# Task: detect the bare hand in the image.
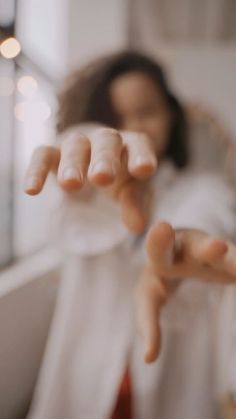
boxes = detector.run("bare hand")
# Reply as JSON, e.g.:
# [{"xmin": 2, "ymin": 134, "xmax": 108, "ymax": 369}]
[
  {"xmin": 136, "ymin": 222, "xmax": 236, "ymax": 363},
  {"xmin": 24, "ymin": 127, "xmax": 157, "ymax": 233}
]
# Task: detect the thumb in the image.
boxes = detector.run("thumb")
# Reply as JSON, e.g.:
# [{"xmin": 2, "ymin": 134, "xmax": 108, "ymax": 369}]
[
  {"xmin": 135, "ymin": 268, "xmax": 168, "ymax": 363},
  {"xmin": 119, "ymin": 181, "xmax": 150, "ymax": 234}
]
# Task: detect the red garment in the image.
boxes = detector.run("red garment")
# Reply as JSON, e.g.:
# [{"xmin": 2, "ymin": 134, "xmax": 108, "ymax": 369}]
[{"xmin": 110, "ymin": 369, "xmax": 133, "ymax": 419}]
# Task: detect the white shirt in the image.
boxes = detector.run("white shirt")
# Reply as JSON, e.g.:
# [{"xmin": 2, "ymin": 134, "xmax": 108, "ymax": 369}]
[{"xmin": 27, "ymin": 161, "xmax": 236, "ymax": 419}]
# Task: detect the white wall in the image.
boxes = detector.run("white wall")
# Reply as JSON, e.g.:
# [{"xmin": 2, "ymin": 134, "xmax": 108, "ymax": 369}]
[
  {"xmin": 68, "ymin": 0, "xmax": 129, "ymax": 70},
  {"xmin": 150, "ymin": 44, "xmax": 236, "ymax": 139},
  {"xmin": 16, "ymin": 0, "xmax": 129, "ymax": 79},
  {"xmin": 0, "ymin": 0, "xmax": 14, "ymax": 25},
  {"xmin": 16, "ymin": 0, "xmax": 70, "ymax": 79},
  {"xmin": 129, "ymin": 1, "xmax": 236, "ymax": 139}
]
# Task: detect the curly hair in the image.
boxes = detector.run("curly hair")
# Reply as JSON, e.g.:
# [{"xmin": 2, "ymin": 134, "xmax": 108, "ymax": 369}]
[{"xmin": 57, "ymin": 50, "xmax": 189, "ymax": 168}]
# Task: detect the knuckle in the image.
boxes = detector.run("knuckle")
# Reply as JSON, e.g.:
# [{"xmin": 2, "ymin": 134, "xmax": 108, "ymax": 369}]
[
  {"xmin": 33, "ymin": 145, "xmax": 54, "ymax": 158},
  {"xmin": 62, "ymin": 133, "xmax": 90, "ymax": 150},
  {"xmin": 136, "ymin": 132, "xmax": 153, "ymax": 147},
  {"xmin": 92, "ymin": 127, "xmax": 122, "ymax": 146},
  {"xmin": 62, "ymin": 146, "xmax": 90, "ymax": 162},
  {"xmin": 136, "ymin": 131, "xmax": 149, "ymax": 140},
  {"xmin": 60, "ymin": 156, "xmax": 82, "ymax": 167},
  {"xmin": 95, "ymin": 127, "xmax": 119, "ymax": 137},
  {"xmin": 92, "ymin": 148, "xmax": 115, "ymax": 159}
]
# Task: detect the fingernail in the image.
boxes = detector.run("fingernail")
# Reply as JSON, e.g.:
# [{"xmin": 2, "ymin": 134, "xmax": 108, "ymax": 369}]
[
  {"xmin": 91, "ymin": 161, "xmax": 112, "ymax": 175},
  {"xmin": 62, "ymin": 168, "xmax": 81, "ymax": 181},
  {"xmin": 25, "ymin": 176, "xmax": 41, "ymax": 191},
  {"xmin": 134, "ymin": 155, "xmax": 157, "ymax": 168}
]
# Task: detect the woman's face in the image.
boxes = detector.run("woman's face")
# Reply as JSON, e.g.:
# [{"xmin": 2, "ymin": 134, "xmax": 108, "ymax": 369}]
[{"xmin": 109, "ymin": 71, "xmax": 172, "ymax": 157}]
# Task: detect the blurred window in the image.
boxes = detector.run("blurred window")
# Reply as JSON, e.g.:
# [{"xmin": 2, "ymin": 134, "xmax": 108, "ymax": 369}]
[{"xmin": 0, "ymin": 0, "xmax": 57, "ymax": 269}]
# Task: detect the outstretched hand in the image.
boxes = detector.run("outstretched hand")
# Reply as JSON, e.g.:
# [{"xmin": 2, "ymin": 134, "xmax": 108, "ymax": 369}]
[
  {"xmin": 24, "ymin": 127, "xmax": 157, "ymax": 233},
  {"xmin": 136, "ymin": 222, "xmax": 236, "ymax": 363}
]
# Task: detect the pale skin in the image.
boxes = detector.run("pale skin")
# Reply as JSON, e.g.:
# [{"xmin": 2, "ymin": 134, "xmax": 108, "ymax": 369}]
[{"xmin": 24, "ymin": 71, "xmax": 236, "ymax": 363}]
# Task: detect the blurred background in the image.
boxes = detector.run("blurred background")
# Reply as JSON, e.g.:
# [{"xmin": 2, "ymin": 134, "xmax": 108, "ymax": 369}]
[
  {"xmin": 0, "ymin": 1, "xmax": 236, "ymax": 418},
  {"xmin": 0, "ymin": 0, "xmax": 236, "ymax": 268}
]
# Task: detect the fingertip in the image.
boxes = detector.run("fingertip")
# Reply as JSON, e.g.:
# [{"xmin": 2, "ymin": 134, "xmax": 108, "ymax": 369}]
[
  {"xmin": 24, "ymin": 176, "xmax": 43, "ymax": 195},
  {"xmin": 24, "ymin": 187, "xmax": 40, "ymax": 196},
  {"xmin": 201, "ymin": 238, "xmax": 228, "ymax": 262},
  {"xmin": 58, "ymin": 168, "xmax": 84, "ymax": 190},
  {"xmin": 129, "ymin": 156, "xmax": 158, "ymax": 179},
  {"xmin": 88, "ymin": 159, "xmax": 120, "ymax": 186},
  {"xmin": 58, "ymin": 179, "xmax": 84, "ymax": 191},
  {"xmin": 209, "ymin": 239, "xmax": 228, "ymax": 255},
  {"xmin": 148, "ymin": 221, "xmax": 174, "ymax": 239},
  {"xmin": 144, "ymin": 341, "xmax": 160, "ymax": 364},
  {"xmin": 142, "ymin": 323, "xmax": 161, "ymax": 364},
  {"xmin": 88, "ymin": 172, "xmax": 115, "ymax": 186},
  {"xmin": 147, "ymin": 222, "xmax": 175, "ymax": 256},
  {"xmin": 144, "ymin": 351, "xmax": 157, "ymax": 364}
]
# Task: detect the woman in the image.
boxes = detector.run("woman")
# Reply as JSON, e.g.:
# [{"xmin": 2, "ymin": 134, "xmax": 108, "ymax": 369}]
[{"xmin": 25, "ymin": 51, "xmax": 236, "ymax": 419}]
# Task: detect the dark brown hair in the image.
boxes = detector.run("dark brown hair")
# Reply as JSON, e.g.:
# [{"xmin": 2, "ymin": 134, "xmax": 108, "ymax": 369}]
[{"xmin": 57, "ymin": 51, "xmax": 189, "ymax": 168}]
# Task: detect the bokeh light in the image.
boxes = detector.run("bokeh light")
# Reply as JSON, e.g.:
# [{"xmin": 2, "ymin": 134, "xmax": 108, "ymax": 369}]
[
  {"xmin": 0, "ymin": 37, "xmax": 21, "ymax": 59},
  {"xmin": 17, "ymin": 76, "xmax": 38, "ymax": 97},
  {"xmin": 14, "ymin": 101, "xmax": 51, "ymax": 122}
]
